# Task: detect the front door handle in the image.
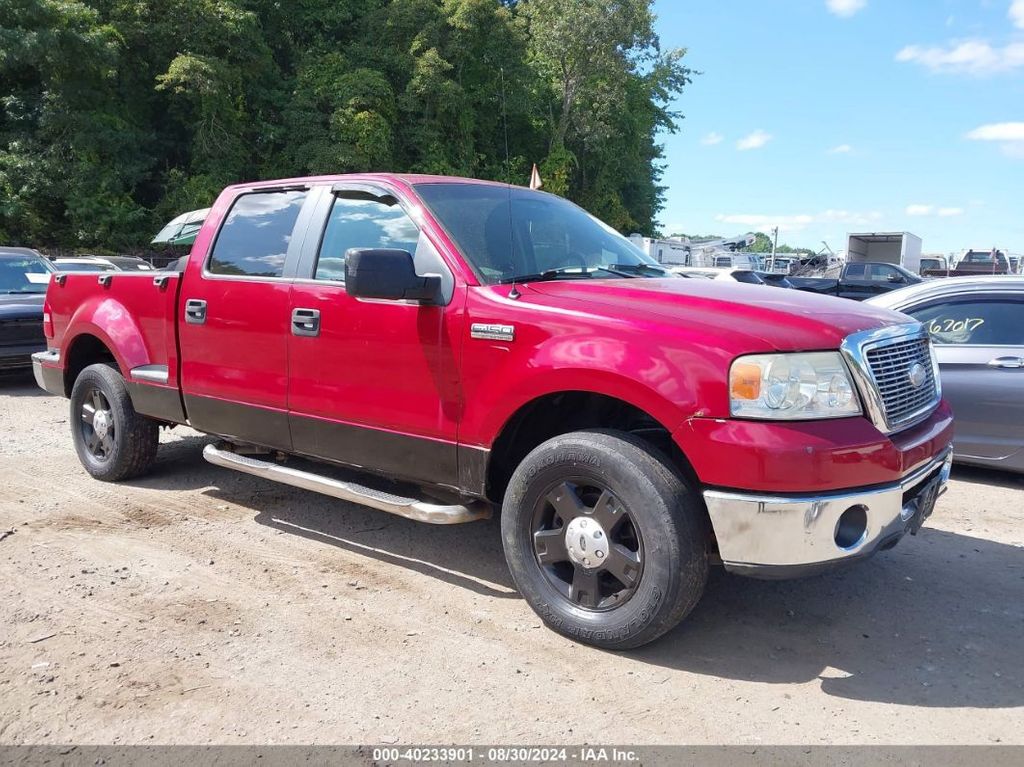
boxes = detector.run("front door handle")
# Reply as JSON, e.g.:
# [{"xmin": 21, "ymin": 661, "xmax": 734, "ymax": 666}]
[
  {"xmin": 987, "ymin": 356, "xmax": 1024, "ymax": 369},
  {"xmin": 185, "ymin": 298, "xmax": 207, "ymax": 325},
  {"xmin": 291, "ymin": 308, "xmax": 320, "ymax": 337}
]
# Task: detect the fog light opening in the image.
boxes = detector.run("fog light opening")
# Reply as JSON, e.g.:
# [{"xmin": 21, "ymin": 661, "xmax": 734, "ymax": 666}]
[{"xmin": 835, "ymin": 504, "xmax": 869, "ymax": 550}]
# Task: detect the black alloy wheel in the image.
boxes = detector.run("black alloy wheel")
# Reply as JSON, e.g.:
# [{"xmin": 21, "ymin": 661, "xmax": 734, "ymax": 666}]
[{"xmin": 531, "ymin": 480, "xmax": 644, "ymax": 611}]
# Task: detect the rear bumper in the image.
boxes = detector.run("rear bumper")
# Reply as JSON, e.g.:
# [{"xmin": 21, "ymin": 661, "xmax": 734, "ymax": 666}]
[
  {"xmin": 703, "ymin": 448, "xmax": 953, "ymax": 578},
  {"xmin": 31, "ymin": 350, "xmax": 64, "ymax": 395}
]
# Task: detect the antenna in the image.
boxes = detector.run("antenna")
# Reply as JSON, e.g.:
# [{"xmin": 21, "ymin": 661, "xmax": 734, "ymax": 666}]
[{"xmin": 500, "ymin": 66, "xmax": 520, "ymax": 299}]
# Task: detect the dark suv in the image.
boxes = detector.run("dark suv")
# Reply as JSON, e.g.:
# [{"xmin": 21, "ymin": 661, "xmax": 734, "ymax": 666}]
[{"xmin": 0, "ymin": 248, "xmax": 54, "ymax": 372}]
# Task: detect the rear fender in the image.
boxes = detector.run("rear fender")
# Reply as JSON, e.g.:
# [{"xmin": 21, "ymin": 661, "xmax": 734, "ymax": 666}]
[{"xmin": 64, "ymin": 295, "xmax": 151, "ymax": 375}]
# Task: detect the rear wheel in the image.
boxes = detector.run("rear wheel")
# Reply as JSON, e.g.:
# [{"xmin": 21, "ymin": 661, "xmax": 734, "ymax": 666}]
[
  {"xmin": 501, "ymin": 429, "xmax": 708, "ymax": 649},
  {"xmin": 70, "ymin": 363, "xmax": 158, "ymax": 481}
]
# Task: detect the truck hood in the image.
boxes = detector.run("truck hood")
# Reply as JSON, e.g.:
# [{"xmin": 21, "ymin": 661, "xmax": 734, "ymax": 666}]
[
  {"xmin": 0, "ymin": 293, "xmax": 45, "ymax": 321},
  {"xmin": 528, "ymin": 278, "xmax": 911, "ymax": 352}
]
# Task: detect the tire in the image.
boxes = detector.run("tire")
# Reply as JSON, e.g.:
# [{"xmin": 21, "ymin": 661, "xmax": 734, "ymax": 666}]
[
  {"xmin": 501, "ymin": 429, "xmax": 708, "ymax": 650},
  {"xmin": 70, "ymin": 363, "xmax": 158, "ymax": 481}
]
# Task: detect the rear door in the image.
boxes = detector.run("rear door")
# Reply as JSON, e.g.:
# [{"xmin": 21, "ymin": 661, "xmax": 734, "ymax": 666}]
[
  {"xmin": 901, "ymin": 293, "xmax": 1024, "ymax": 465},
  {"xmin": 178, "ymin": 187, "xmax": 316, "ymax": 450}
]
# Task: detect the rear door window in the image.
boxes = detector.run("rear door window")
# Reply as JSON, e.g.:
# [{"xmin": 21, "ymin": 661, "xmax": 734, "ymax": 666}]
[
  {"xmin": 845, "ymin": 263, "xmax": 866, "ymax": 278},
  {"xmin": 208, "ymin": 190, "xmax": 307, "ymax": 278}
]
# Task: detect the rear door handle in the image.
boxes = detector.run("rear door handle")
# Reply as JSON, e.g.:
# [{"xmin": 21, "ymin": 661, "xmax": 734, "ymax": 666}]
[
  {"xmin": 185, "ymin": 298, "xmax": 207, "ymax": 325},
  {"xmin": 291, "ymin": 308, "xmax": 320, "ymax": 337},
  {"xmin": 987, "ymin": 356, "xmax": 1024, "ymax": 369}
]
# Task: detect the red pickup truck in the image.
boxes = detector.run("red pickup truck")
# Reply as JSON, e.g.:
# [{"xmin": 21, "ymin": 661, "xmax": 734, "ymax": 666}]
[{"xmin": 34, "ymin": 174, "xmax": 954, "ymax": 648}]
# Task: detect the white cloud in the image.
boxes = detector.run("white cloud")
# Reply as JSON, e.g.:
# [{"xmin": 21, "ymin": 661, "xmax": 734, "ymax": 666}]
[
  {"xmin": 736, "ymin": 130, "xmax": 772, "ymax": 151},
  {"xmin": 895, "ymin": 40, "xmax": 1024, "ymax": 75},
  {"xmin": 827, "ymin": 0, "xmax": 866, "ymax": 18},
  {"xmin": 700, "ymin": 131, "xmax": 724, "ymax": 146},
  {"xmin": 827, "ymin": 144, "xmax": 853, "ymax": 154},
  {"xmin": 905, "ymin": 204, "xmax": 965, "ymax": 217},
  {"xmin": 716, "ymin": 214, "xmax": 812, "ymax": 232},
  {"xmin": 965, "ymin": 122, "xmax": 1024, "ymax": 141},
  {"xmin": 1011, "ymin": 0, "xmax": 1024, "ymax": 30},
  {"xmin": 714, "ymin": 209, "xmax": 881, "ymax": 233},
  {"xmin": 966, "ymin": 121, "xmax": 1024, "ymax": 157}
]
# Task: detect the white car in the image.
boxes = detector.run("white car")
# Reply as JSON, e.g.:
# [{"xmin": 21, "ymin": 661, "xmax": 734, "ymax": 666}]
[
  {"xmin": 668, "ymin": 266, "xmax": 766, "ymax": 284},
  {"xmin": 52, "ymin": 257, "xmax": 120, "ymax": 272}
]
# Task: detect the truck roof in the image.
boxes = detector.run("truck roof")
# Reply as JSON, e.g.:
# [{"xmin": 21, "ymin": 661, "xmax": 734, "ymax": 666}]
[{"xmin": 221, "ymin": 173, "xmax": 518, "ymax": 193}]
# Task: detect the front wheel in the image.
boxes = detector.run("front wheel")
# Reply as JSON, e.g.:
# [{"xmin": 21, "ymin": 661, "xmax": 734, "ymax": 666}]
[
  {"xmin": 501, "ymin": 430, "xmax": 708, "ymax": 650},
  {"xmin": 70, "ymin": 363, "xmax": 158, "ymax": 481}
]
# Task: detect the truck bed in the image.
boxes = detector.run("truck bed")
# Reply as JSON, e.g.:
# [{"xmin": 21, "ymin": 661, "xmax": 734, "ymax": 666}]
[{"xmin": 44, "ymin": 270, "xmax": 185, "ymax": 420}]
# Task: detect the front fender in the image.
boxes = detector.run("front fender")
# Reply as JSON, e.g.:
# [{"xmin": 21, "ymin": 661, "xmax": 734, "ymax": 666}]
[{"xmin": 459, "ymin": 310, "xmax": 728, "ymax": 447}]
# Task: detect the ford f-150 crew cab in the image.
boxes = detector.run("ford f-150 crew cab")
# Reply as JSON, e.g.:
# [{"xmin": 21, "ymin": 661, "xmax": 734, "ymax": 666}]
[{"xmin": 34, "ymin": 174, "xmax": 955, "ymax": 649}]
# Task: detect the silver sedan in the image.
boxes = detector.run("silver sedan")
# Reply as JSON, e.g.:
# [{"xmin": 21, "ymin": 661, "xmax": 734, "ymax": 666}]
[{"xmin": 868, "ymin": 277, "xmax": 1024, "ymax": 473}]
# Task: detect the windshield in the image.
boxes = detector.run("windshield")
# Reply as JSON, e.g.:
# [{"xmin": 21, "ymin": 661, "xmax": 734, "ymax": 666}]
[
  {"xmin": 0, "ymin": 256, "xmax": 54, "ymax": 294},
  {"xmin": 414, "ymin": 183, "xmax": 667, "ymax": 284}
]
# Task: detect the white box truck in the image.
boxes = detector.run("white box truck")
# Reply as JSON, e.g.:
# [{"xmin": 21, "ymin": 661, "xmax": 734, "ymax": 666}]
[{"xmin": 846, "ymin": 232, "xmax": 923, "ymax": 274}]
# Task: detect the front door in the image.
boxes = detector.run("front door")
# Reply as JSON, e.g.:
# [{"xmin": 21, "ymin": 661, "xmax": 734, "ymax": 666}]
[
  {"xmin": 179, "ymin": 188, "xmax": 311, "ymax": 450},
  {"xmin": 286, "ymin": 185, "xmax": 464, "ymax": 488}
]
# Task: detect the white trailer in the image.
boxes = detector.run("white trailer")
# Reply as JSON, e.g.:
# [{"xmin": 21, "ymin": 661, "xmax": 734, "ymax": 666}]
[
  {"xmin": 846, "ymin": 232, "xmax": 922, "ymax": 274},
  {"xmin": 628, "ymin": 235, "xmax": 692, "ymax": 265}
]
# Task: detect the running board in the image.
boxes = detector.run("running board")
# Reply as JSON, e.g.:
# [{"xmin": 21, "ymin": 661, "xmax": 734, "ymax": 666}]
[{"xmin": 202, "ymin": 444, "xmax": 491, "ymax": 525}]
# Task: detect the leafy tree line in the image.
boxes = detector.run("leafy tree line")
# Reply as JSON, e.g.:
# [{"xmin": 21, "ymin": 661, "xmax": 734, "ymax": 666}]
[{"xmin": 0, "ymin": 0, "xmax": 692, "ymax": 252}]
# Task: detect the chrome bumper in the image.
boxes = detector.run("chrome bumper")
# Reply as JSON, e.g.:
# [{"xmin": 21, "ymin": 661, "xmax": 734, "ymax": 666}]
[
  {"xmin": 703, "ymin": 449, "xmax": 953, "ymax": 579},
  {"xmin": 31, "ymin": 350, "xmax": 64, "ymax": 396}
]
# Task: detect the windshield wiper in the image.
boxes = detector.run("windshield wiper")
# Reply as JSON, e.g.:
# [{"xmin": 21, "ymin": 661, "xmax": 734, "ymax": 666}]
[
  {"xmin": 609, "ymin": 263, "xmax": 669, "ymax": 277},
  {"xmin": 498, "ymin": 266, "xmax": 636, "ymax": 285}
]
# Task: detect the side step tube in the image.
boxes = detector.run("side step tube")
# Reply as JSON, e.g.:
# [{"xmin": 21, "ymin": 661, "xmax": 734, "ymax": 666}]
[{"xmin": 203, "ymin": 444, "xmax": 491, "ymax": 525}]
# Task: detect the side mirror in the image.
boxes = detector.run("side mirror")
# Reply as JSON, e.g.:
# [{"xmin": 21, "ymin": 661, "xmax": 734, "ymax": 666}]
[
  {"xmin": 887, "ymin": 273, "xmax": 903, "ymax": 283},
  {"xmin": 344, "ymin": 248, "xmax": 441, "ymax": 304}
]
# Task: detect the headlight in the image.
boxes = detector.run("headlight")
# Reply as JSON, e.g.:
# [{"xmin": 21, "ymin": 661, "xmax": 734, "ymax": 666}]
[{"xmin": 730, "ymin": 352, "xmax": 862, "ymax": 420}]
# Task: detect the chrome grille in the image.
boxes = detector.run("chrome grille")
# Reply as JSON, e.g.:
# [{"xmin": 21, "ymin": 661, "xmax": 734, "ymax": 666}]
[{"xmin": 864, "ymin": 336, "xmax": 938, "ymax": 428}]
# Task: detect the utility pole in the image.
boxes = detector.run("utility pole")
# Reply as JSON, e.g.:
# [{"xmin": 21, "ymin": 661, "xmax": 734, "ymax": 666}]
[{"xmin": 770, "ymin": 226, "xmax": 779, "ymax": 272}]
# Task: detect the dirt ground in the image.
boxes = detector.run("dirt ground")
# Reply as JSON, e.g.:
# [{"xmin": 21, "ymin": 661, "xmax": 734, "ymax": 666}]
[{"xmin": 1, "ymin": 372, "xmax": 1022, "ymax": 746}]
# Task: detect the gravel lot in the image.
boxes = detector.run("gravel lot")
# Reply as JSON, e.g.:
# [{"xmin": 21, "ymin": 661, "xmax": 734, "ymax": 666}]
[{"xmin": 1, "ymin": 372, "xmax": 1022, "ymax": 745}]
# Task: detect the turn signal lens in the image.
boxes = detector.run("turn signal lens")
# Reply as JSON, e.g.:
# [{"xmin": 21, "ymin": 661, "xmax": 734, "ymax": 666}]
[{"xmin": 729, "ymin": 362, "xmax": 762, "ymax": 401}]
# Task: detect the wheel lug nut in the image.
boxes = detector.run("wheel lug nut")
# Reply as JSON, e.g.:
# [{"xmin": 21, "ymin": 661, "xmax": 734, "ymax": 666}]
[
  {"xmin": 596, "ymin": 550, "xmax": 604, "ymax": 558},
  {"xmin": 594, "ymin": 531, "xmax": 602, "ymax": 539}
]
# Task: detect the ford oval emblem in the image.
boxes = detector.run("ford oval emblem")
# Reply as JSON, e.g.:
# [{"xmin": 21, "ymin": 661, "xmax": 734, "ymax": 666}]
[{"xmin": 908, "ymin": 362, "xmax": 927, "ymax": 388}]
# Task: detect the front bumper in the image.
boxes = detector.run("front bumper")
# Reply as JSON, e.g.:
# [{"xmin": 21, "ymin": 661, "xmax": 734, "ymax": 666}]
[{"xmin": 703, "ymin": 448, "xmax": 953, "ymax": 579}]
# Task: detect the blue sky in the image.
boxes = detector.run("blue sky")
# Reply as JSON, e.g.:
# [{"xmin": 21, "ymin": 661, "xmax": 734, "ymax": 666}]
[{"xmin": 653, "ymin": 0, "xmax": 1024, "ymax": 255}]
